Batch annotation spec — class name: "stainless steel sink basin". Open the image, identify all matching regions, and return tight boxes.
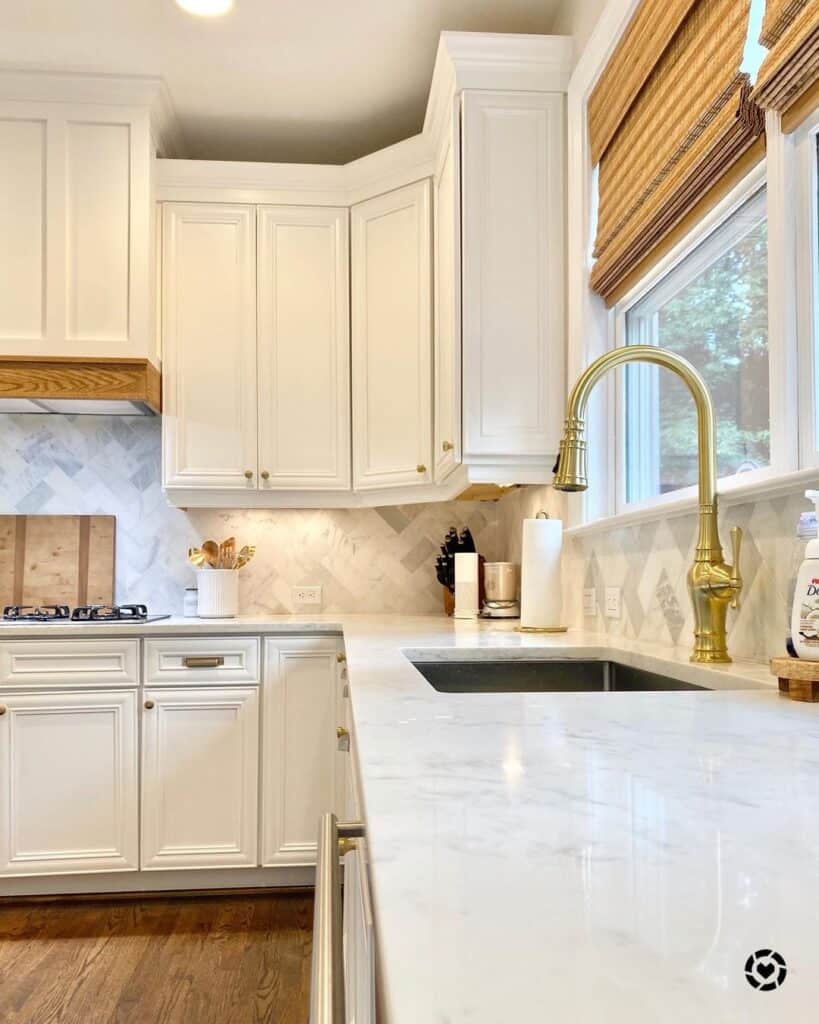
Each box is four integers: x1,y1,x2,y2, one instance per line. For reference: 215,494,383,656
411,659,708,693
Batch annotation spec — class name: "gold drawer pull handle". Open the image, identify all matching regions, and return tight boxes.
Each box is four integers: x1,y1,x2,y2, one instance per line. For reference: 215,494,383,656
144,700,155,710
183,656,225,669
0,704,6,716
442,440,454,452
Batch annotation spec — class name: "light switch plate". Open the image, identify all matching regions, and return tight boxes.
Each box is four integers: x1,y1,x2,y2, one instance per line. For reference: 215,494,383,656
582,588,597,617
605,587,621,620
293,585,322,608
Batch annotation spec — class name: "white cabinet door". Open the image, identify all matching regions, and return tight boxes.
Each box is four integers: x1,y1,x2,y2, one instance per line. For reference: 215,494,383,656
162,203,259,490
351,180,433,491
0,690,138,876
461,91,565,461
0,101,153,360
261,638,343,866
433,110,462,483
141,686,259,869
258,207,351,491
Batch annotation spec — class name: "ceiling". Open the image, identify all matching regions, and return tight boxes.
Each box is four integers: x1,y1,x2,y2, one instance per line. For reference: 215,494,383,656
0,0,563,164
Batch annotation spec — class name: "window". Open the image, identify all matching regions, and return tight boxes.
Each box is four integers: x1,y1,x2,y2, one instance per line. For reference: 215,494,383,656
620,190,769,506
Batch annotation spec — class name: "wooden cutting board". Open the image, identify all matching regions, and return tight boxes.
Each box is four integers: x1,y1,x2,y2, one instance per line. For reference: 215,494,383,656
0,515,116,609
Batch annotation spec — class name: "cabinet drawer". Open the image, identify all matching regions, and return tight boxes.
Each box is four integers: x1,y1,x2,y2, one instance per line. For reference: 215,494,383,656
0,639,139,690
144,637,260,685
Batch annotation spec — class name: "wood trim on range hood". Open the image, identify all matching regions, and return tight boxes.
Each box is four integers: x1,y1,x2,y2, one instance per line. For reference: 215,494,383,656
0,357,161,416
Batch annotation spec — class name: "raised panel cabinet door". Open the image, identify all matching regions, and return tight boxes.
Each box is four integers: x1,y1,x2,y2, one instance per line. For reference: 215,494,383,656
257,207,351,490
434,108,463,483
141,686,259,870
0,689,138,876
162,203,258,490
351,180,433,491
0,102,153,360
461,91,565,459
261,638,342,866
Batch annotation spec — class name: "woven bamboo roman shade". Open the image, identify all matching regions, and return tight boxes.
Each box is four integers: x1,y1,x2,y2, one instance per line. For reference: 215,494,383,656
753,0,819,132
589,0,765,305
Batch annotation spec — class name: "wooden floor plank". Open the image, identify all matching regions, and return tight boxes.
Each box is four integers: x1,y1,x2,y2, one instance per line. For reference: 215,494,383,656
0,893,313,1024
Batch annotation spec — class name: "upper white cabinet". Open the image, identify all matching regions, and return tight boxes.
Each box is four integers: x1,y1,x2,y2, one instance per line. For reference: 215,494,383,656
351,180,432,491
459,90,565,470
156,33,571,506
258,206,351,491
0,72,174,362
433,109,462,484
161,203,259,490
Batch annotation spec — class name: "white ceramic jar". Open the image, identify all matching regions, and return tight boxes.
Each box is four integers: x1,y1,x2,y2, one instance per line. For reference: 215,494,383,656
196,569,239,618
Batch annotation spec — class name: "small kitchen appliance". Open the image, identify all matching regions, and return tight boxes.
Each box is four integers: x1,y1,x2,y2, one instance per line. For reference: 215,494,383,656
482,562,520,619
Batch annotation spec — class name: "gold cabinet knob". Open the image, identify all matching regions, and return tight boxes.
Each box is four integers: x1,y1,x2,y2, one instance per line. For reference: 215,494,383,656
442,441,454,452
144,700,155,710
336,653,346,663
336,725,351,752
261,470,270,481
416,464,427,474
338,837,358,856
0,705,6,716
244,470,253,480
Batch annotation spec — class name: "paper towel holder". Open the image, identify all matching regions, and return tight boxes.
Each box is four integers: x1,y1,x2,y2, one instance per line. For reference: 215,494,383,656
516,511,567,633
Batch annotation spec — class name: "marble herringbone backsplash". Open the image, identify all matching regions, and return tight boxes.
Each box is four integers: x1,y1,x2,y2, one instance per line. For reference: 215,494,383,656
0,415,502,615
498,484,813,663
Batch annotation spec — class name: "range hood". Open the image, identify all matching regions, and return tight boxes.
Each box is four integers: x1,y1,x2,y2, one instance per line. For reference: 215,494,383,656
0,357,161,416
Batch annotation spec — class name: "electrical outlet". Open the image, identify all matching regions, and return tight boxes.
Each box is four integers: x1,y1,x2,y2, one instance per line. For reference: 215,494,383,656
605,587,621,620
293,585,322,608
582,588,597,617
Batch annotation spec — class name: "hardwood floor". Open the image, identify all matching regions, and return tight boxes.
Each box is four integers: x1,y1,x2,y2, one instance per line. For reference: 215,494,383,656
0,892,313,1024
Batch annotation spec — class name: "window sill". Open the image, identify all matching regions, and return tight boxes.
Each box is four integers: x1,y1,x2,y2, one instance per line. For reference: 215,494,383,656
564,466,819,539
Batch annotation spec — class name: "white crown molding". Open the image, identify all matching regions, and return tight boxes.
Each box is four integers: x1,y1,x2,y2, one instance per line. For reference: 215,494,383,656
155,31,571,206
0,67,186,157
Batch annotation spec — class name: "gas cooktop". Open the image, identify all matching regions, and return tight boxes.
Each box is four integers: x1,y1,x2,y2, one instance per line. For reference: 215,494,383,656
2,604,170,624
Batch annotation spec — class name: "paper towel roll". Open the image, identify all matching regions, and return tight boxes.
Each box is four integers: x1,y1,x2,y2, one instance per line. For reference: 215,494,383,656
520,516,563,629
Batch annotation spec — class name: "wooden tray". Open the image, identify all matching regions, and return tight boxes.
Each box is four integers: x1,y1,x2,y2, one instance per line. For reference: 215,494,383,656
770,656,819,702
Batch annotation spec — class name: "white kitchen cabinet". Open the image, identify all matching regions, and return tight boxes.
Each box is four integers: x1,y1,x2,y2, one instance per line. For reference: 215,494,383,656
257,206,351,490
433,107,462,484
261,637,345,866
460,90,565,465
161,203,258,490
0,84,158,362
0,689,138,876
351,180,433,491
141,685,259,869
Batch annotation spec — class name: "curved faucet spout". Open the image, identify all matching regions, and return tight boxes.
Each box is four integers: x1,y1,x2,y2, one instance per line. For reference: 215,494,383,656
553,344,741,664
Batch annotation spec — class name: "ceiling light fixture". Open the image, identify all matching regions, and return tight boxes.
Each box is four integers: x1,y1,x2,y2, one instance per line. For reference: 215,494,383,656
175,0,234,16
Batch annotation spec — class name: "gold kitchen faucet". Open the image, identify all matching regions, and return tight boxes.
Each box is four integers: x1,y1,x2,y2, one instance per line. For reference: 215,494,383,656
553,346,742,663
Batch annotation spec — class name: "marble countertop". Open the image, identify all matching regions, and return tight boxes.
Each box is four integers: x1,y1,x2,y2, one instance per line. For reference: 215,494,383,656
2,612,817,1018
336,617,819,1023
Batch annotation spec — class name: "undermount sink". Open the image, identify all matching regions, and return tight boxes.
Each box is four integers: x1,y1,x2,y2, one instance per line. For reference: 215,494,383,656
411,659,709,694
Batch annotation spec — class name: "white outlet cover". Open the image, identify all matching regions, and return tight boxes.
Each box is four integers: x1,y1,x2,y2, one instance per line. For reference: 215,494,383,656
293,585,322,606
605,587,621,620
582,588,597,617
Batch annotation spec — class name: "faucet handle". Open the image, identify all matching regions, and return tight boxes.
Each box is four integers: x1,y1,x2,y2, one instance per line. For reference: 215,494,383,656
729,526,743,610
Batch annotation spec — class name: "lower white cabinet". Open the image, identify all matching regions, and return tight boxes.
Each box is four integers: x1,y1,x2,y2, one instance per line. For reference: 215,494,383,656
141,686,260,870
343,844,376,1024
0,689,138,876
262,637,345,865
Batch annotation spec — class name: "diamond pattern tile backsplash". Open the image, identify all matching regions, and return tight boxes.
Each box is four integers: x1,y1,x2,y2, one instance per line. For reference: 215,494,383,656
0,415,502,615
498,484,814,663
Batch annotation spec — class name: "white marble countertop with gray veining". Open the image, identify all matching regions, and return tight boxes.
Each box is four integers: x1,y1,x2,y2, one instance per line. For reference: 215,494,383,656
334,617,819,1024
1,612,817,1019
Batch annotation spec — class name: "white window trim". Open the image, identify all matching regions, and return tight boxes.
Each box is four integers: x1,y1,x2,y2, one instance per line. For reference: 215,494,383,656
564,0,819,538
613,172,773,516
